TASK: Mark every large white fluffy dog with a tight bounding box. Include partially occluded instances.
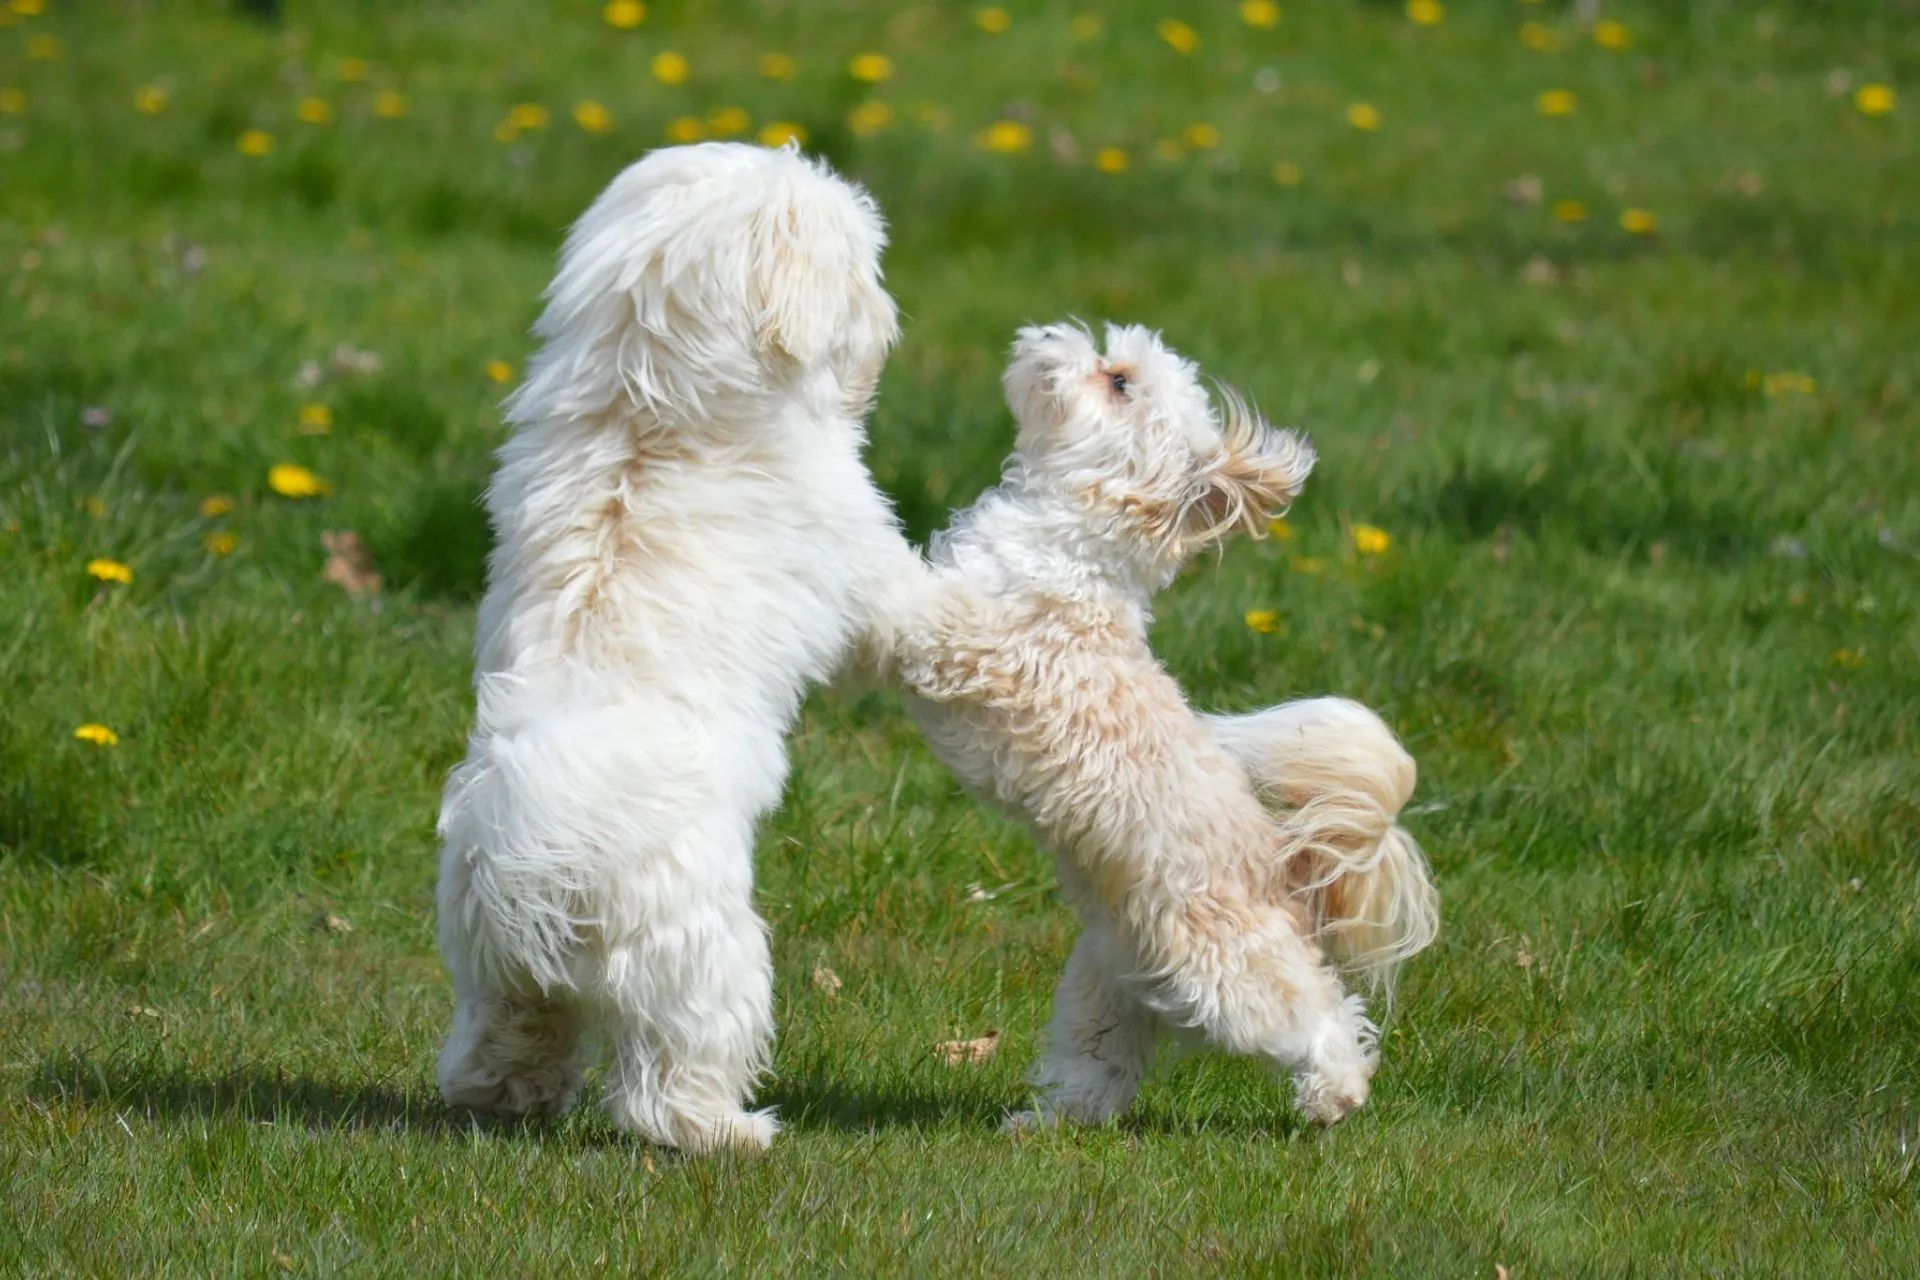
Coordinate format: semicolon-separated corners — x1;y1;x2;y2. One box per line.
898;324;1438;1128
435;143;915;1152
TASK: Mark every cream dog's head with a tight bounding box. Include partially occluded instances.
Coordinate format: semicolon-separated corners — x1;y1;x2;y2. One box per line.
1003;323;1315;573
514;142;900;430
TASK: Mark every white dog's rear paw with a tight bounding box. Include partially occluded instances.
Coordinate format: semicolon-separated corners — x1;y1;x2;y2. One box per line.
1002;1107;1061;1133
673;1108;780;1155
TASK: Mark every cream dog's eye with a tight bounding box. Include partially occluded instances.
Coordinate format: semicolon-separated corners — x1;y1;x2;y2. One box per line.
1108;370;1129;395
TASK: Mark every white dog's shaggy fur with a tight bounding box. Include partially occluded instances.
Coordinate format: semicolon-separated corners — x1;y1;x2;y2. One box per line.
434;143;917;1152
897;324;1439;1128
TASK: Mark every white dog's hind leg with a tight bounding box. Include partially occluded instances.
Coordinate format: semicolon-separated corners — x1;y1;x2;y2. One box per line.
1011;920;1159;1130
595;821;778;1154
436;983;586;1118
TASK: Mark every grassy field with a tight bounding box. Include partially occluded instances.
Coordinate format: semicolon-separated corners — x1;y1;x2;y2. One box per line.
3;0;1918;1273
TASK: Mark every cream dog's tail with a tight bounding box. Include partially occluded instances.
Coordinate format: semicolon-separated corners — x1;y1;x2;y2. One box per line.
1204;698;1439;987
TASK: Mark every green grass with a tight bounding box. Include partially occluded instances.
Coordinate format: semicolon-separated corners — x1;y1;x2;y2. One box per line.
3;0;1918;1273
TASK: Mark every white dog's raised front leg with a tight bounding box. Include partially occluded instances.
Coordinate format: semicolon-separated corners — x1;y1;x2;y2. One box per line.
1011;924;1159;1129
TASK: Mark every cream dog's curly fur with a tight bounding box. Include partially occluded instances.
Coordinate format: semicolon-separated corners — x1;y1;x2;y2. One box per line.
898;323;1439;1127
434;143;917;1152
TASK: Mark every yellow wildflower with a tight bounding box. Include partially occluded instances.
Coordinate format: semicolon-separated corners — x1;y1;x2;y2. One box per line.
759;121;807;146
1346;102;1382;130
87;558;134;584
976;120;1031;153
848;52;893;82
336;58;370;82
1406;0;1444;26
1291;556;1327;574
1519;21;1558;51
1593;20;1630;50
1267;517;1294;539
573;100;613;133
486;360;515;384
1763;372;1817;397
237;129;274;156
1535;89;1576;116
603;0;646;28
1244;609;1283;634
1071;13;1103;40
708;106;751;137
1855;83;1896;117
1241;1;1281;28
1619;207;1658;234
297;97;334;125
510;103;549;130
1183;122;1222;149
493;119;519;144
849;101;893;137
268;463;330;498
651;51;689;84
135;85;169;115
1094;146;1129;173
298;403;333;434
1158;18;1199;54
375;91;408;119
1552;198;1587;222
0;88;23;115
1830;648;1864;669
74;723;120;747
199;495;235;517
27;33;61;59
204;530;237;556
667;116;705;143
1273;161;1303;186
13;0;46;13
1353;524;1391;555
757;52;797;81
976;7;1011;34
82;496;107;518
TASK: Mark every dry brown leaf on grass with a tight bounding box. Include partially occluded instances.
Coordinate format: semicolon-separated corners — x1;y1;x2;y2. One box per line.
322;531;382;601
811;963;842;998
934;1029;1000;1065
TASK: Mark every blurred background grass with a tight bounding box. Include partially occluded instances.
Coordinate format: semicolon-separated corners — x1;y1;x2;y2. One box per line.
2;1;1917;1274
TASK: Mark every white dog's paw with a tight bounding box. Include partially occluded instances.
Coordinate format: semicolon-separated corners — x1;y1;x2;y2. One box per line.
1292;1064;1371;1126
675;1108;779;1155
1002;1107;1062;1134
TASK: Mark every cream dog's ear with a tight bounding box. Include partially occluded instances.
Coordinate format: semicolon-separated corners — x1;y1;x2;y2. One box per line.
1185;390;1317;542
750;158;900;369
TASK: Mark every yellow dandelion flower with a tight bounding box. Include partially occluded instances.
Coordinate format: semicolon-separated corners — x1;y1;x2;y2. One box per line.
375;91;408;119
1854;83;1896;117
1593;20;1630;50
297;97;334;125
1535;89;1576;116
26;33;61;59
267;463;330;498
134;85;169;115
199;495;235;517
74;723;120;747
976;119;1031;153
1353;524;1391;555
1158;18;1199;54
1519;22;1558;51
603;0;646;28
0;88;23;115
1245;609;1283;633
1241;1;1281;28
1830;647;1864;669
1619;207;1658;234
573;100;613;133
1153;137;1185;162
1094;146;1129;173
13;0;46;14
1071;13;1103;40
1763;372;1817;397
1552;198;1587;222
486;360;515;384
1267;517;1294;539
493;119;519;144
1346;102;1382;130
1290;556;1327;574
298;403;333;434
849;100;893;137
1273;160;1303;186
509;103;550;130
758;120;807;147
237;129;274;156
708;106;751;136
667;115;705;143
204;530;237;556
757;52;797;81
1183;122;1222;149
1406;0;1444;26
87;558;134;584
336;58;370;82
82;496;107;518
848;52;893;82
976;7;1011;34
652;51;689;85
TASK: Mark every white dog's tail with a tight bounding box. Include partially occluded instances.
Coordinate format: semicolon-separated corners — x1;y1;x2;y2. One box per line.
1205;698;1439;988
